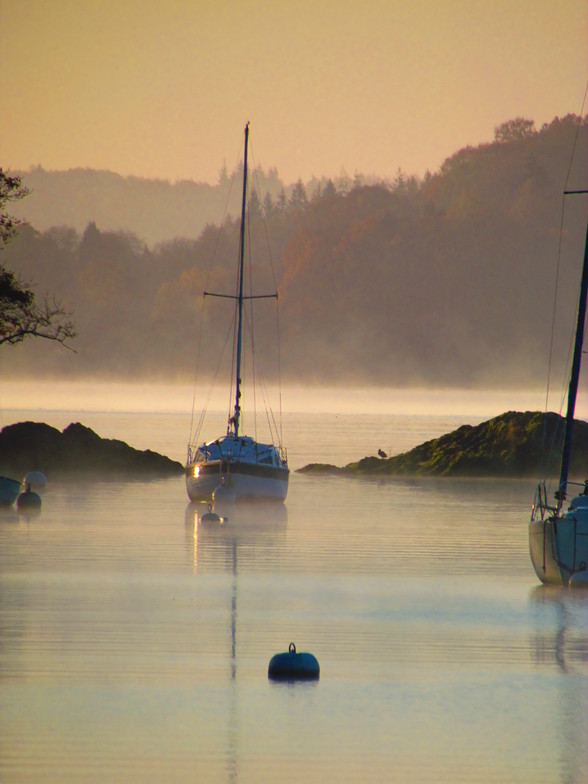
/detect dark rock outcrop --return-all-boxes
[0,421,184,478]
[297,411,588,479]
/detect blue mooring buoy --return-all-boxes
[268,642,320,681]
[16,486,42,511]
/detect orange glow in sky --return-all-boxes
[1,0,587,184]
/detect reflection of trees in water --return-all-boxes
[529,586,588,784]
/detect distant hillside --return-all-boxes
[7,163,352,247]
[4,114,587,388]
[299,411,588,478]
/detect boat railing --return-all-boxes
[531,478,588,522]
[531,480,557,521]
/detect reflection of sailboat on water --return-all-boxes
[529,193,588,586]
[185,123,289,503]
[184,501,288,782]
[186,500,288,573]
[529,586,588,673]
[529,586,588,783]
[187,500,288,670]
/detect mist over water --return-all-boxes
[2,380,588,783]
[1,379,551,417]
[0,380,556,469]
[1,402,587,784]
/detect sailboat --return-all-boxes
[529,195,588,586]
[185,123,289,503]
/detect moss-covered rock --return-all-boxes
[297,411,588,478]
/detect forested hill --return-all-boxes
[8,161,340,247]
[4,114,588,388]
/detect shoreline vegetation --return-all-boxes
[2,410,587,481]
[298,411,588,479]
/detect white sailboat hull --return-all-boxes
[186,432,289,502]
[186,458,289,502]
[529,508,588,585]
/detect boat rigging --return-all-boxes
[185,123,289,503]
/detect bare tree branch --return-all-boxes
[0,294,77,348]
[0,169,76,349]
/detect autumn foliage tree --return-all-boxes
[494,117,536,142]
[2,114,586,384]
[0,168,75,347]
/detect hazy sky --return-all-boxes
[2,0,587,185]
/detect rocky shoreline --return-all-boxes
[0,421,184,478]
[4,411,586,483]
[298,411,588,479]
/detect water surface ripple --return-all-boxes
[1,410,587,783]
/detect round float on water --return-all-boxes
[213,483,236,504]
[24,471,47,491]
[16,486,42,511]
[200,503,222,524]
[268,642,320,681]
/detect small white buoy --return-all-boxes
[24,471,47,491]
[213,478,236,504]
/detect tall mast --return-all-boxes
[233,121,249,438]
[558,200,588,504]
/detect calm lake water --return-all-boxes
[1,402,587,783]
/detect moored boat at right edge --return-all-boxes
[529,194,588,586]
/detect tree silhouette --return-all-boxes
[248,188,262,220]
[289,179,308,210]
[263,192,274,218]
[0,168,75,347]
[494,117,535,143]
